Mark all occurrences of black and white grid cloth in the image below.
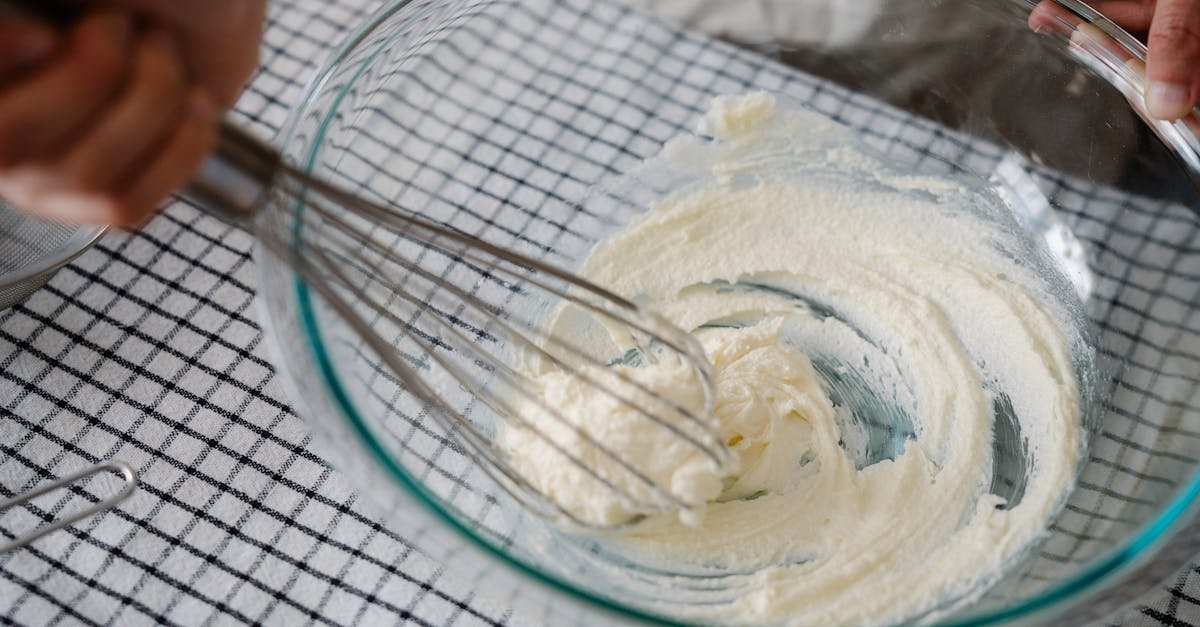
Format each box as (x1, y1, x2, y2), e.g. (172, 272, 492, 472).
(0, 0, 1198, 625)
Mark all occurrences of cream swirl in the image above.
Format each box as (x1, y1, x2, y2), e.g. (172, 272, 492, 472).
(502, 93, 1088, 625)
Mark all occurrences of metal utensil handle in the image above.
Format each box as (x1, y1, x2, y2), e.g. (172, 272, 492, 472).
(0, 461, 139, 553)
(183, 119, 283, 224)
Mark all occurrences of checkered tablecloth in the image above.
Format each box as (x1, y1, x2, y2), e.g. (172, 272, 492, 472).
(0, 0, 1198, 625)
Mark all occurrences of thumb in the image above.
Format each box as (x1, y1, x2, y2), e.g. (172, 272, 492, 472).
(1145, 0, 1200, 120)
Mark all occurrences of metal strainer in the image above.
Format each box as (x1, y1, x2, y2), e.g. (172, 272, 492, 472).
(0, 199, 106, 310)
(0, 199, 137, 552)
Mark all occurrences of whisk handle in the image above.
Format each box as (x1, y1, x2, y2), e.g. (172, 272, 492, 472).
(183, 120, 283, 225)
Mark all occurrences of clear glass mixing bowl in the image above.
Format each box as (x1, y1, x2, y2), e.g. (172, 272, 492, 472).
(256, 0, 1200, 624)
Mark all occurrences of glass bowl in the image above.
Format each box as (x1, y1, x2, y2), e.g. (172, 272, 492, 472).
(256, 0, 1200, 624)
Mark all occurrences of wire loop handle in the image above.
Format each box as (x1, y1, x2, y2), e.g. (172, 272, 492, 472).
(0, 461, 139, 553)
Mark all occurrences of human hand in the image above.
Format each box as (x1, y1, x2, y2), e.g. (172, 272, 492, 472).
(108, 0, 266, 108)
(1030, 0, 1200, 120)
(0, 2, 265, 227)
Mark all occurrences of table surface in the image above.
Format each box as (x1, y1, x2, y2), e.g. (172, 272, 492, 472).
(0, 0, 1197, 625)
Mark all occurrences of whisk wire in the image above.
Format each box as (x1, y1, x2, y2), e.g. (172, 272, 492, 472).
(307, 200, 729, 468)
(295, 173, 726, 457)
(303, 173, 709, 363)
(182, 123, 729, 528)
(301, 212, 701, 515)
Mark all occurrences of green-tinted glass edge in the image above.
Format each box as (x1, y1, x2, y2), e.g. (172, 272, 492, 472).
(282, 1, 1200, 625)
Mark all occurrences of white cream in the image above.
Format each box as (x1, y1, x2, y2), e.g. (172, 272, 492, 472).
(503, 355, 722, 527)
(501, 93, 1087, 625)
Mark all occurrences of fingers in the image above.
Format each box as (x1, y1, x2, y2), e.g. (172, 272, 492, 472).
(107, 0, 260, 29)
(1030, 0, 1200, 121)
(1093, 1, 1158, 32)
(1071, 23, 1137, 64)
(57, 30, 187, 193)
(0, 91, 214, 227)
(0, 22, 217, 228)
(0, 19, 57, 79)
(97, 0, 266, 107)
(1029, 1, 1079, 35)
(1029, 1, 1157, 39)
(0, 12, 130, 167)
(118, 91, 216, 225)
(1145, 0, 1200, 119)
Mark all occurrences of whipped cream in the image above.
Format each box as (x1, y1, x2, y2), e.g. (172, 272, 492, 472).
(501, 93, 1088, 625)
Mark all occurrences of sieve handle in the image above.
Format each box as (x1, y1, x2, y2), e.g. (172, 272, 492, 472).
(0, 461, 139, 553)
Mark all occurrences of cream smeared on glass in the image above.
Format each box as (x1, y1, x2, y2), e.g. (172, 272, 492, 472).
(501, 93, 1087, 625)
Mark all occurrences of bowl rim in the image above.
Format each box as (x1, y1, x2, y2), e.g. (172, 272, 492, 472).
(0, 218, 107, 291)
(273, 0, 1200, 624)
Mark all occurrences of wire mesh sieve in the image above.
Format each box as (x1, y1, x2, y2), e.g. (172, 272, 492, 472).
(0, 200, 106, 311)
(0, 199, 137, 549)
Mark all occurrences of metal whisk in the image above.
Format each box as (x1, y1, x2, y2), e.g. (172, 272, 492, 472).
(184, 120, 732, 528)
(0, 0, 729, 532)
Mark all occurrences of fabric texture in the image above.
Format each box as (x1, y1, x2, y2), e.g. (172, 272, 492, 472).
(0, 0, 1197, 625)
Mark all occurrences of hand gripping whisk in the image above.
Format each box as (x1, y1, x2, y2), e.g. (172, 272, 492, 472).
(0, 0, 732, 532)
(185, 120, 734, 528)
